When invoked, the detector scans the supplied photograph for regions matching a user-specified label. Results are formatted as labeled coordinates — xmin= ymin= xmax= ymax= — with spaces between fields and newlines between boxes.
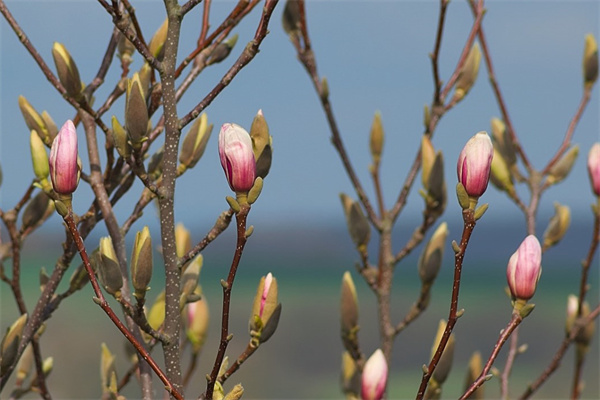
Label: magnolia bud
xmin=506 ymin=235 xmax=542 ymax=302
xmin=1 ymin=314 xmax=27 ymax=376
xmin=131 ymin=226 xmax=153 ymax=300
xmin=454 ymin=42 xmax=481 ymax=101
xmin=49 ymin=120 xmax=80 ymax=195
xmin=547 ymin=145 xmax=579 ymax=185
xmin=30 ymin=130 xmax=49 ymax=183
xmin=100 ymin=343 xmax=117 ymax=395
xmin=224 ymin=383 xmax=244 ymax=400
xmin=207 ymin=34 xmax=239 ymax=65
xmin=99 ymin=237 xmax=123 ymax=298
xmin=180 ymin=255 xmax=202 ymax=308
xmin=179 ymin=113 xmax=213 ymax=170
xmin=418 ymin=223 xmax=449 ymax=285
xmin=175 ymin=223 xmax=192 ymax=259
xmin=148 ymin=18 xmax=168 ymax=59
xmin=186 ymin=297 xmax=209 ymax=353
xmin=583 ymin=34 xmax=598 ymax=88
xmin=369 ymin=112 xmax=384 ymax=166
xmin=41 ymin=111 xmax=58 ymax=143
xmin=587 ymin=142 xmax=600 ymax=196
xmin=463 ymin=352 xmax=484 ymax=400
xmin=219 ymin=123 xmax=256 ymax=193
xmin=125 ymin=73 xmax=149 ymax=150
xmin=489 ymin=148 xmax=515 ymax=195
xmin=340 ymin=193 xmax=370 ymax=250
xmin=21 ymin=191 xmax=52 ymax=231
xmin=340 ymin=271 xmax=359 ymax=335
xmin=543 ymin=203 xmax=571 ymax=249
xmin=566 ymin=295 xmax=595 ymax=349
xmin=426 ymin=152 xmax=447 ymax=217
xmin=111 ymin=116 xmax=130 ymax=159
xmin=18 ymin=96 xmax=52 ymax=146
xmin=421 ymin=136 xmax=435 ymax=189
xmin=341 ymin=351 xmax=360 ymax=396
xmin=250 ymin=110 xmax=272 ymax=179
xmin=147 ymin=291 xmax=165 ymax=332
xmin=430 ymin=320 xmax=455 ymax=386
xmin=249 ymin=273 xmax=281 ymax=344
xmin=457 ymin=132 xmax=493 ymax=200
xmin=282 ymin=0 xmax=301 ymax=38
xmin=52 ymin=42 xmax=83 ymax=100
xmin=361 ymin=349 xmax=387 ymax=400
xmin=490 ymin=117 xmax=516 ymax=167
xmin=15 ymin=344 xmax=34 ymax=386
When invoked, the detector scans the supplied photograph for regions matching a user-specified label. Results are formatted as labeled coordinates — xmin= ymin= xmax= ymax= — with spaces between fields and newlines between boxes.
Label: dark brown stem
xmin=205 ymin=204 xmax=250 ymax=399
xmin=461 ymin=312 xmax=523 ymax=399
xmin=416 ymin=207 xmax=477 ymax=399
xmin=430 ymin=0 xmax=449 ymax=104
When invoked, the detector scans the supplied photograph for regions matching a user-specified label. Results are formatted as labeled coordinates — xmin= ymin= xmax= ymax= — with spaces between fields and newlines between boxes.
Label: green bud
xmin=148 ymin=18 xmax=168 ymax=59
xmin=100 ymin=343 xmax=117 ymax=395
xmin=463 ymin=352 xmax=484 ymax=400
xmin=474 ymin=203 xmax=488 ymax=220
xmin=454 ymin=42 xmax=481 ymax=101
xmin=52 ymin=42 xmax=83 ymax=100
xmin=543 ymin=203 xmax=571 ymax=249
xmin=224 ymin=383 xmax=244 ymax=400
xmin=1 ymin=314 xmax=28 ymax=376
xmin=15 ymin=344 xmax=34 ymax=386
xmin=250 ymin=110 xmax=272 ymax=179
xmin=423 ymin=104 xmax=431 ymax=129
xmin=98 ymin=237 xmax=123 ymax=298
xmin=131 ymin=226 xmax=153 ymax=300
xmin=282 ymin=0 xmax=301 ymax=38
xmin=207 ymin=34 xmax=239 ymax=66
xmin=175 ymin=223 xmax=192 ymax=259
xmin=147 ymin=291 xmax=165 ymax=332
xmin=547 ymin=145 xmax=579 ymax=185
xmin=21 ymin=191 xmax=52 ymax=231
xmin=117 ymin=29 xmax=135 ymax=64
xmin=421 ymin=136 xmax=435 ymax=189
xmin=583 ymin=34 xmax=598 ymax=88
xmin=456 ymin=183 xmax=470 ymax=210
xmin=340 ymin=271 xmax=358 ymax=335
xmin=125 ymin=73 xmax=149 ymax=150
xmin=69 ymin=262 xmax=90 ymax=292
xmin=30 ymin=130 xmax=49 ymax=182
xmin=18 ymin=96 xmax=51 ymax=146
xmin=180 ymin=255 xmax=202 ymax=309
xmin=490 ymin=148 xmax=515 ymax=195
xmin=431 ymin=319 xmax=455 ymax=385
xmin=369 ymin=112 xmax=384 ymax=166
xmin=341 ymin=351 xmax=360 ymax=397
xmin=418 ymin=223 xmax=448 ymax=285
xmin=247 ymin=177 xmax=263 ymax=205
xmin=179 ymin=113 xmax=213 ymax=170
xmin=426 ymin=152 xmax=447 ymax=217
xmin=111 ymin=116 xmax=131 ymax=158
xmin=321 ymin=76 xmax=329 ymax=98
xmin=490 ymin=118 xmax=516 ymax=166
xmin=340 ymin=194 xmax=370 ymax=250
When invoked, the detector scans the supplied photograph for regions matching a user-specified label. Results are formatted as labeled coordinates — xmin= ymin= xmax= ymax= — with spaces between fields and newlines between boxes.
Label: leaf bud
xmin=117 ymin=30 xmax=135 ymax=64
xmin=1 ymin=313 xmax=27 ymax=377
xmin=361 ymin=349 xmax=387 ymax=400
xmin=15 ymin=344 xmax=34 ymax=386
xmin=341 ymin=351 xmax=360 ymax=397
xmin=543 ymin=203 xmax=571 ymax=249
xmin=463 ymin=351 xmax=484 ymax=400
xmin=418 ymin=222 xmax=448 ymax=285
xmin=489 ymin=148 xmax=515 ymax=195
xmin=186 ymin=296 xmax=210 ymax=353
xmin=340 ymin=193 xmax=370 ymax=250
xmin=490 ymin=118 xmax=516 ymax=166
xmin=99 ymin=236 xmax=123 ymax=298
xmin=180 ymin=254 xmax=202 ymax=309
xmin=174 ymin=223 xmax=192 ymax=259
xmin=52 ymin=42 xmax=83 ymax=100
xmin=179 ymin=113 xmax=213 ymax=170
xmin=369 ymin=112 xmax=384 ymax=167
xmin=454 ymin=42 xmax=481 ymax=102
xmin=282 ymin=0 xmax=301 ymax=39
xmin=430 ymin=319 xmax=455 ymax=386
xmin=340 ymin=271 xmax=359 ymax=335
xmin=587 ymin=142 xmax=600 ymax=196
xmin=131 ymin=226 xmax=153 ymax=300
xmin=207 ymin=34 xmax=239 ymax=66
xmin=148 ymin=18 xmax=168 ymax=59
xmin=125 ymin=73 xmax=149 ymax=150
xmin=247 ymin=177 xmax=263 ymax=205
xmin=111 ymin=116 xmax=131 ymax=159
xmin=583 ymin=34 xmax=598 ymax=88
xmin=21 ymin=191 xmax=52 ymax=231
xmin=547 ymin=145 xmax=579 ymax=185
xmin=224 ymin=383 xmax=244 ymax=400
xmin=250 ymin=109 xmax=273 ymax=179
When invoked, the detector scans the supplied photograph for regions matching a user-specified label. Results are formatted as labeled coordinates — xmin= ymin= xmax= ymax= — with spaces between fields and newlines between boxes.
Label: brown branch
xmin=218 ymin=341 xmax=258 ymax=384
xmin=180 ymin=209 xmax=234 ymax=267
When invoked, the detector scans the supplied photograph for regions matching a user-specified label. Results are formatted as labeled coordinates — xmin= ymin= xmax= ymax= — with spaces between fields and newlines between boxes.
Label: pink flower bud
xmin=260 ymin=272 xmax=273 ymax=318
xmin=361 ymin=349 xmax=387 ymax=400
xmin=506 ymin=235 xmax=542 ymax=301
xmin=587 ymin=143 xmax=600 ymax=196
xmin=49 ymin=120 xmax=79 ymax=195
xmin=457 ymin=131 xmax=493 ymax=197
xmin=218 ymin=123 xmax=256 ymax=193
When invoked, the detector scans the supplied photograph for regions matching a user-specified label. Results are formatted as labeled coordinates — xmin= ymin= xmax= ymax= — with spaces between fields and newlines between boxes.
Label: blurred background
xmin=1 ymin=1 xmax=599 ymax=399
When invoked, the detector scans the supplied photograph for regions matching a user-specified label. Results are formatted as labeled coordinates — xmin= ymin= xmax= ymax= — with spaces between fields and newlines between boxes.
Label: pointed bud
xmin=250 ymin=110 xmax=273 ymax=179
xmin=463 ymin=352 xmax=484 ymax=400
xmin=340 ymin=271 xmax=359 ymax=334
xmin=490 ymin=118 xmax=516 ymax=166
xmin=418 ymin=223 xmax=448 ymax=285
xmin=421 ymin=136 xmax=436 ymax=189
xmin=565 ymin=294 xmax=579 ymax=334
xmin=148 ymin=18 xmax=168 ymax=59
xmin=111 ymin=116 xmax=131 ymax=158
xmin=369 ymin=112 xmax=384 ymax=166
xmin=430 ymin=319 xmax=455 ymax=386
xmin=361 ymin=349 xmax=387 ymax=400
xmin=282 ymin=0 xmax=301 ymax=38
xmin=454 ymin=42 xmax=481 ymax=101
xmin=506 ymin=235 xmax=542 ymax=301
xmin=175 ymin=223 xmax=192 ymax=259
xmin=21 ymin=191 xmax=52 ymax=231
xmin=218 ymin=123 xmax=256 ymax=193
xmin=207 ymin=34 xmax=239 ymax=65
xmin=147 ymin=145 xmax=164 ymax=180
xmin=19 ymin=96 xmax=52 ymax=146
xmin=426 ymin=152 xmax=447 ymax=217
xmin=340 ymin=193 xmax=371 ymax=250
xmin=547 ymin=145 xmax=579 ymax=185
xmin=15 ymin=344 xmax=34 ymax=386
xmin=100 ymin=343 xmax=117 ymax=395
xmin=566 ymin=295 xmax=595 ymax=348
xmin=341 ymin=351 xmax=360 ymax=397
xmin=49 ymin=120 xmax=80 ymax=195
xmin=52 ymin=42 xmax=83 ymax=100
xmin=457 ymin=132 xmax=493 ymax=199
xmin=583 ymin=34 xmax=598 ymax=88
xmin=69 ymin=262 xmax=90 ymax=293
xmin=30 ymin=130 xmax=49 ymax=182
xmin=543 ymin=203 xmax=571 ymax=249
xmin=180 ymin=255 xmax=202 ymax=308
xmin=587 ymin=143 xmax=600 ymax=196
xmin=125 ymin=73 xmax=149 ymax=151
xmin=1 ymin=314 xmax=27 ymax=376
xmin=99 ymin=236 xmax=123 ymax=298
xmin=489 ymin=148 xmax=515 ymax=195
xmin=41 ymin=112 xmax=58 ymax=143
xmin=131 ymin=226 xmax=153 ymax=300
xmin=186 ymin=297 xmax=210 ymax=353
xmin=147 ymin=291 xmax=165 ymax=332
xmin=249 ymin=273 xmax=281 ymax=343
xmin=179 ymin=113 xmax=213 ymax=170
xmin=224 ymin=384 xmax=244 ymax=400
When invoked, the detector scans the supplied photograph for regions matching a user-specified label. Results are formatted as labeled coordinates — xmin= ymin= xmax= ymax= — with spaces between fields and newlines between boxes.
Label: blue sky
xmin=1 ymin=1 xmax=599 ymax=237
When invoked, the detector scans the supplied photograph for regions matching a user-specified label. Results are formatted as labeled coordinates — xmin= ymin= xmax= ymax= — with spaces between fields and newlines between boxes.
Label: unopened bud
xmin=99 ymin=236 xmax=123 ymax=298
xmin=21 ymin=191 xmax=52 ymax=231
xmin=219 ymin=123 xmax=256 ymax=193
xmin=52 ymin=42 xmax=83 ymax=100
xmin=490 ymin=117 xmax=516 ymax=166
xmin=426 ymin=152 xmax=447 ymax=217
xmin=30 ymin=130 xmax=49 ymax=182
xmin=490 ymin=148 xmax=515 ymax=195
xmin=418 ymin=223 xmax=448 ymax=285
xmin=207 ymin=34 xmax=239 ymax=66
xmin=179 ymin=113 xmax=213 ymax=170
xmin=547 ymin=145 xmax=579 ymax=185
xmin=186 ymin=297 xmax=209 ymax=353
xmin=1 ymin=314 xmax=28 ymax=376
xmin=421 ymin=136 xmax=435 ymax=189
xmin=131 ymin=226 xmax=153 ymax=300
xmin=282 ymin=0 xmax=301 ymax=38
xmin=506 ymin=235 xmax=542 ymax=302
xmin=583 ymin=34 xmax=598 ymax=87
xmin=369 ymin=112 xmax=384 ymax=166
xmin=100 ymin=343 xmax=117 ymax=395
xmin=454 ymin=42 xmax=481 ymax=101
xmin=543 ymin=203 xmax=570 ymax=249
xmin=340 ymin=193 xmax=370 ymax=250
xmin=587 ymin=143 xmax=600 ymax=196
xmin=19 ymin=96 xmax=51 ymax=146
xmin=147 ymin=291 xmax=165 ymax=332
xmin=15 ymin=344 xmax=34 ymax=386
xmin=111 ymin=116 xmax=131 ymax=159
xmin=249 ymin=273 xmax=281 ymax=344
xmin=180 ymin=255 xmax=202 ymax=308
xmin=431 ymin=319 xmax=455 ymax=385
xmin=341 ymin=351 xmax=360 ymax=397
xmin=250 ymin=109 xmax=272 ymax=179
xmin=463 ymin=351 xmax=484 ymax=400
xmin=340 ymin=271 xmax=359 ymax=334
xmin=457 ymin=132 xmax=493 ymax=200
xmin=49 ymin=120 xmax=80 ymax=196
xmin=361 ymin=349 xmax=387 ymax=400
xmin=148 ymin=18 xmax=168 ymax=59
xmin=224 ymin=383 xmax=244 ymax=400
xmin=125 ymin=73 xmax=149 ymax=150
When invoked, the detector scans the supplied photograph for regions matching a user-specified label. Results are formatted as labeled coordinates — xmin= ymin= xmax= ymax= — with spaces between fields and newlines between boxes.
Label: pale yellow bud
xmin=543 ymin=203 xmax=571 ymax=249
xmin=454 ymin=42 xmax=481 ymax=101
xmin=583 ymin=34 xmax=598 ymax=87
xmin=370 ymin=112 xmax=384 ymax=166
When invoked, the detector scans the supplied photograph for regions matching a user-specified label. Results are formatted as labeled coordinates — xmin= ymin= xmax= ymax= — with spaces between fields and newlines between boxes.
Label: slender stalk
xmin=218 ymin=342 xmax=258 ymax=384
xmin=500 ymin=327 xmax=519 ymax=399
